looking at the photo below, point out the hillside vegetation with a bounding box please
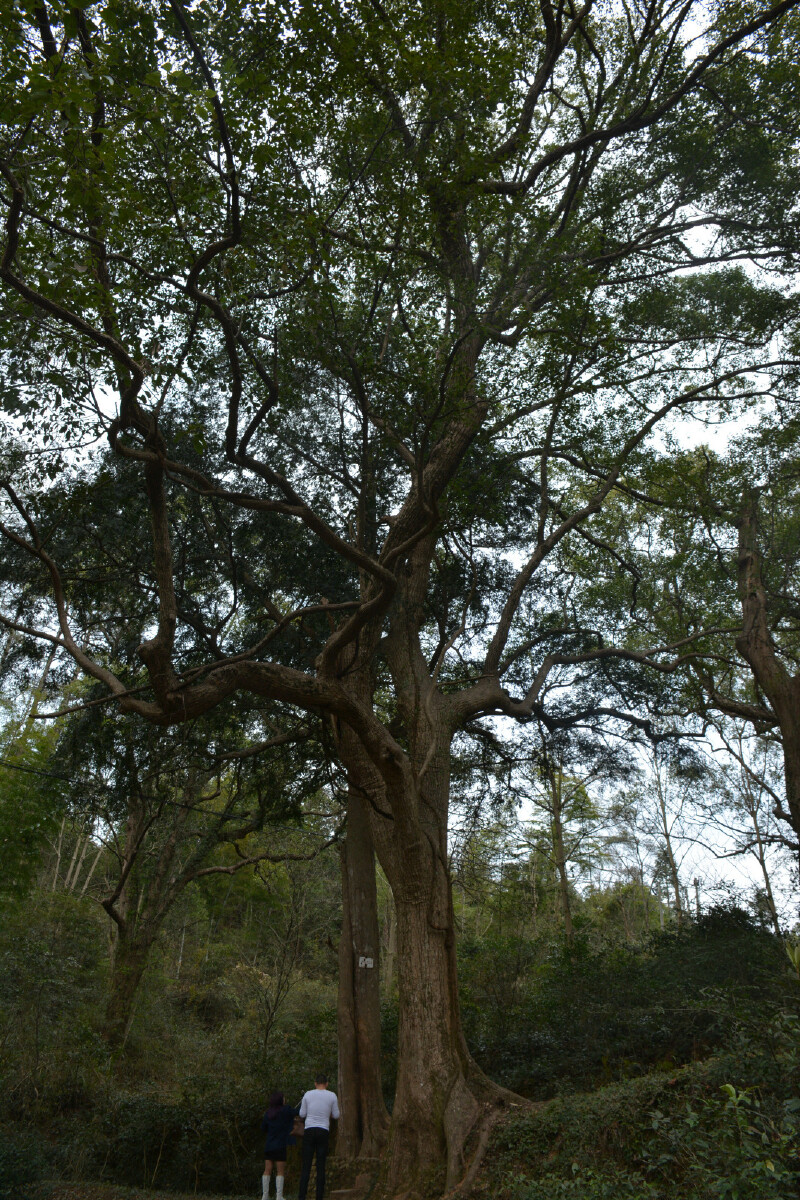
[2,831,798,1199]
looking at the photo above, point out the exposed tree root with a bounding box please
[443,1093,537,1200]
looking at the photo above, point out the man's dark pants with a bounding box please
[298,1126,329,1200]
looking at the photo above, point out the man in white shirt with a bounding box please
[298,1073,340,1200]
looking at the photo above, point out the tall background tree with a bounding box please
[581,417,800,871]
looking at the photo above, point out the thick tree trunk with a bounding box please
[337,789,390,1159]
[104,935,151,1047]
[356,745,517,1196]
[333,529,525,1194]
[389,887,477,1193]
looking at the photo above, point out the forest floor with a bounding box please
[28,1188,252,1200]
[20,1052,800,1200]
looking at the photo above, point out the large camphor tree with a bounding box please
[2,0,800,1187]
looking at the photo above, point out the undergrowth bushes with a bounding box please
[67,1089,265,1193]
[0,898,338,1195]
[0,1126,49,1200]
[487,1001,800,1199]
[2,883,795,1197]
[2,1087,319,1196]
[459,907,790,1098]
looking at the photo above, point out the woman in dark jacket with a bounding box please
[261,1091,298,1200]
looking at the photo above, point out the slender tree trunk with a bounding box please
[741,769,781,936]
[647,752,685,926]
[104,868,176,1046]
[101,792,177,1045]
[80,843,103,896]
[549,772,574,943]
[668,858,684,923]
[337,786,389,1160]
[69,833,91,892]
[51,816,66,891]
[176,918,187,979]
[655,788,684,926]
[753,839,780,936]
[621,897,634,942]
[63,831,84,893]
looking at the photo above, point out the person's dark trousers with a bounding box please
[298,1127,330,1200]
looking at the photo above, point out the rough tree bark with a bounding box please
[344,735,515,1195]
[105,931,155,1047]
[330,541,522,1193]
[337,786,390,1159]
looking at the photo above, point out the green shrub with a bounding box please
[53,1089,265,1193]
[0,1127,49,1200]
[461,907,790,1098]
[505,1168,657,1198]
[0,894,107,1124]
[488,1000,800,1200]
